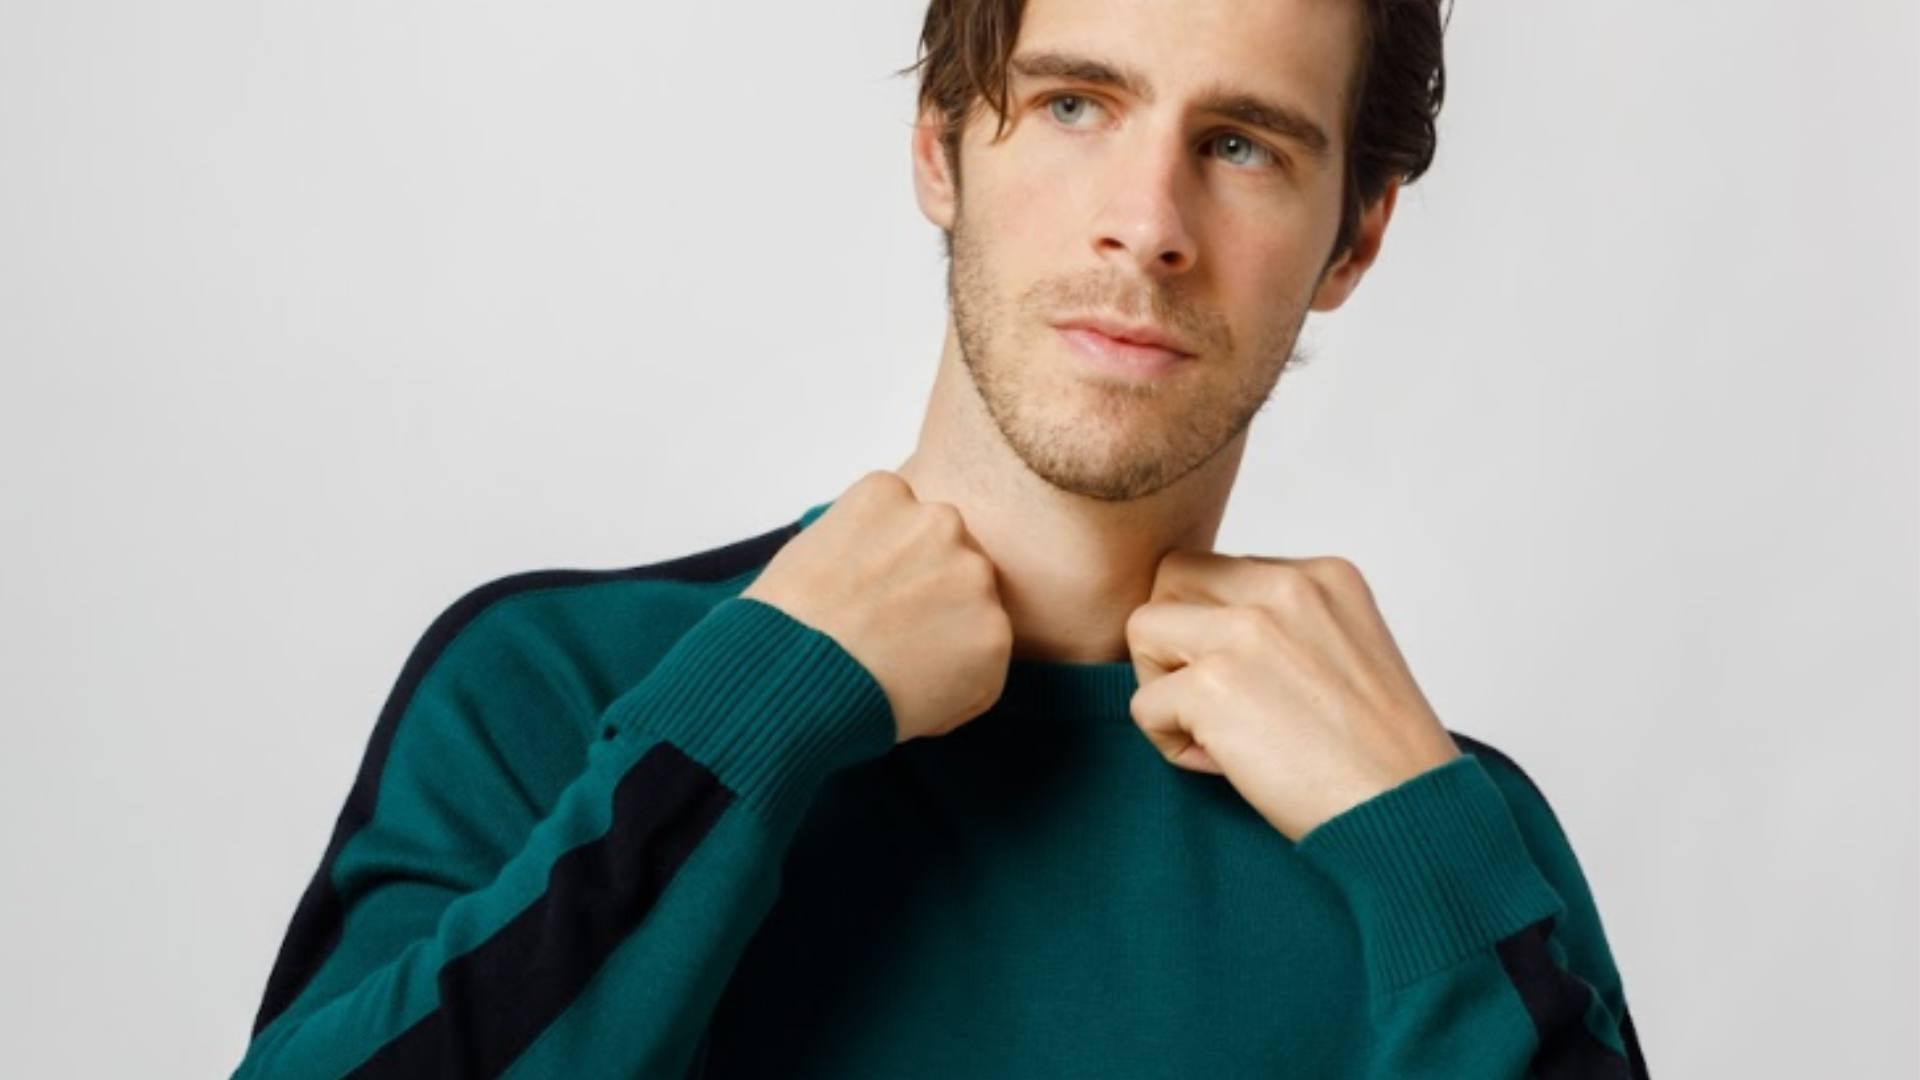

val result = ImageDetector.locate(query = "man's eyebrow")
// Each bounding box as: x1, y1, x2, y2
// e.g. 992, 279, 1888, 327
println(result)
1008, 49, 1332, 162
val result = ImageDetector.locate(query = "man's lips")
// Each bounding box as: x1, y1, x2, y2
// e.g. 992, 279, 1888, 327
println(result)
1055, 325, 1195, 377
1052, 316, 1195, 356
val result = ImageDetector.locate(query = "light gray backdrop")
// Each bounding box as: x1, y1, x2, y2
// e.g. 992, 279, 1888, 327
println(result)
2, 2, 1915, 1076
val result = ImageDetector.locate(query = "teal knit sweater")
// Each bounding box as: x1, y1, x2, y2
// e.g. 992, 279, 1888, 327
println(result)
234, 498, 1649, 1078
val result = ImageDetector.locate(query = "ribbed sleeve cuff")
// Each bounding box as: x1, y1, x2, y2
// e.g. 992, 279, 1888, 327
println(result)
601, 595, 897, 826
1292, 753, 1566, 993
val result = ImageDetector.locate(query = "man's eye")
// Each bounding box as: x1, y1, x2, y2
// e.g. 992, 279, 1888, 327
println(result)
1203, 132, 1282, 171
1043, 93, 1104, 127
1043, 94, 1285, 175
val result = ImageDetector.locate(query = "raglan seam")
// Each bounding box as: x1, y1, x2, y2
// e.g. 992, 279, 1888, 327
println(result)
250, 516, 806, 1037
317, 577, 728, 919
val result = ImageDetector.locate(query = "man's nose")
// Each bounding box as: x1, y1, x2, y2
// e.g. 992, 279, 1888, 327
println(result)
1087, 131, 1199, 279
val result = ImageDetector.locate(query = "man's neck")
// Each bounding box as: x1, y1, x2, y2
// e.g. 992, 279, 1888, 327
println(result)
891, 333, 1245, 665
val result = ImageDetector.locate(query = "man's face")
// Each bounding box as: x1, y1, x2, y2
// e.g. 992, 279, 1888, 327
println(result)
929, 0, 1370, 502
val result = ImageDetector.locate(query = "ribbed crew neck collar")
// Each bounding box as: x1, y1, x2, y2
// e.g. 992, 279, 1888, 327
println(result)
995, 655, 1140, 721
793, 498, 1141, 723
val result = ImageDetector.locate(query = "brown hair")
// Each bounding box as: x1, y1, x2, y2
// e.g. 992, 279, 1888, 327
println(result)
894, 0, 1453, 271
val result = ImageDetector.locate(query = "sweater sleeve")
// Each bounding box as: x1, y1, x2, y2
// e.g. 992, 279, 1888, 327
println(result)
231, 594, 896, 1080
1292, 752, 1650, 1078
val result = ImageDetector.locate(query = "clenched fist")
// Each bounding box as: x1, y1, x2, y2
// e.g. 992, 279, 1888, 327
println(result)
741, 471, 1014, 744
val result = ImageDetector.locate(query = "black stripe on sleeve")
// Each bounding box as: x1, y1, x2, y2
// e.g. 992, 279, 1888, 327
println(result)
346, 740, 734, 1078
1621, 1006, 1651, 1078
1454, 731, 1649, 1077
250, 514, 806, 1037
1494, 916, 1637, 1079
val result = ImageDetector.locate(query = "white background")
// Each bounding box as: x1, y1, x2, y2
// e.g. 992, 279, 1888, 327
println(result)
2, 2, 1915, 1076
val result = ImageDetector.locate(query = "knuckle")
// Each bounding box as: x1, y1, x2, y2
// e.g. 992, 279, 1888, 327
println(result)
968, 553, 1001, 591
985, 609, 1014, 649
852, 470, 898, 505
924, 500, 963, 533
1318, 555, 1367, 592
1267, 566, 1317, 608
1229, 605, 1273, 644
1192, 655, 1229, 697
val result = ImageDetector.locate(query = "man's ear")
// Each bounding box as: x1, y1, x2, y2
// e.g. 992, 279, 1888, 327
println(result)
1310, 178, 1400, 313
911, 104, 959, 233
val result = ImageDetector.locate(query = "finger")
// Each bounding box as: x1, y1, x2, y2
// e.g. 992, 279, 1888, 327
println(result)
1159, 552, 1397, 680
1126, 664, 1225, 775
1283, 557, 1416, 689
1126, 599, 1240, 685
1151, 548, 1314, 607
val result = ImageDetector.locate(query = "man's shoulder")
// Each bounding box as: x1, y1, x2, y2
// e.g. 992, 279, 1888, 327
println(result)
400, 508, 813, 716
1448, 730, 1558, 819
1447, 728, 1609, 904
1449, 729, 1592, 840
1446, 730, 1630, 1012
447, 510, 804, 639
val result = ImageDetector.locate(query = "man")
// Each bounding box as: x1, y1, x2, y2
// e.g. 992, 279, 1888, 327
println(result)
236, 0, 1650, 1076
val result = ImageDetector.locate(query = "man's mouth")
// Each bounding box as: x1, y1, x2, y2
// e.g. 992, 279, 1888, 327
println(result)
1054, 325, 1195, 378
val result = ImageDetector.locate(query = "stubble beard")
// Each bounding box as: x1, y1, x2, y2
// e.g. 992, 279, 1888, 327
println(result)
944, 206, 1311, 504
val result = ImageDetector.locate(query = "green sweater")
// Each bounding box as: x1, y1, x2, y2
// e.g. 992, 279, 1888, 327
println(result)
235, 498, 1649, 1078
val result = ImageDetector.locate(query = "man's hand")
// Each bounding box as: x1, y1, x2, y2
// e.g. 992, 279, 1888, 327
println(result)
742, 471, 1013, 745
1124, 549, 1462, 842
